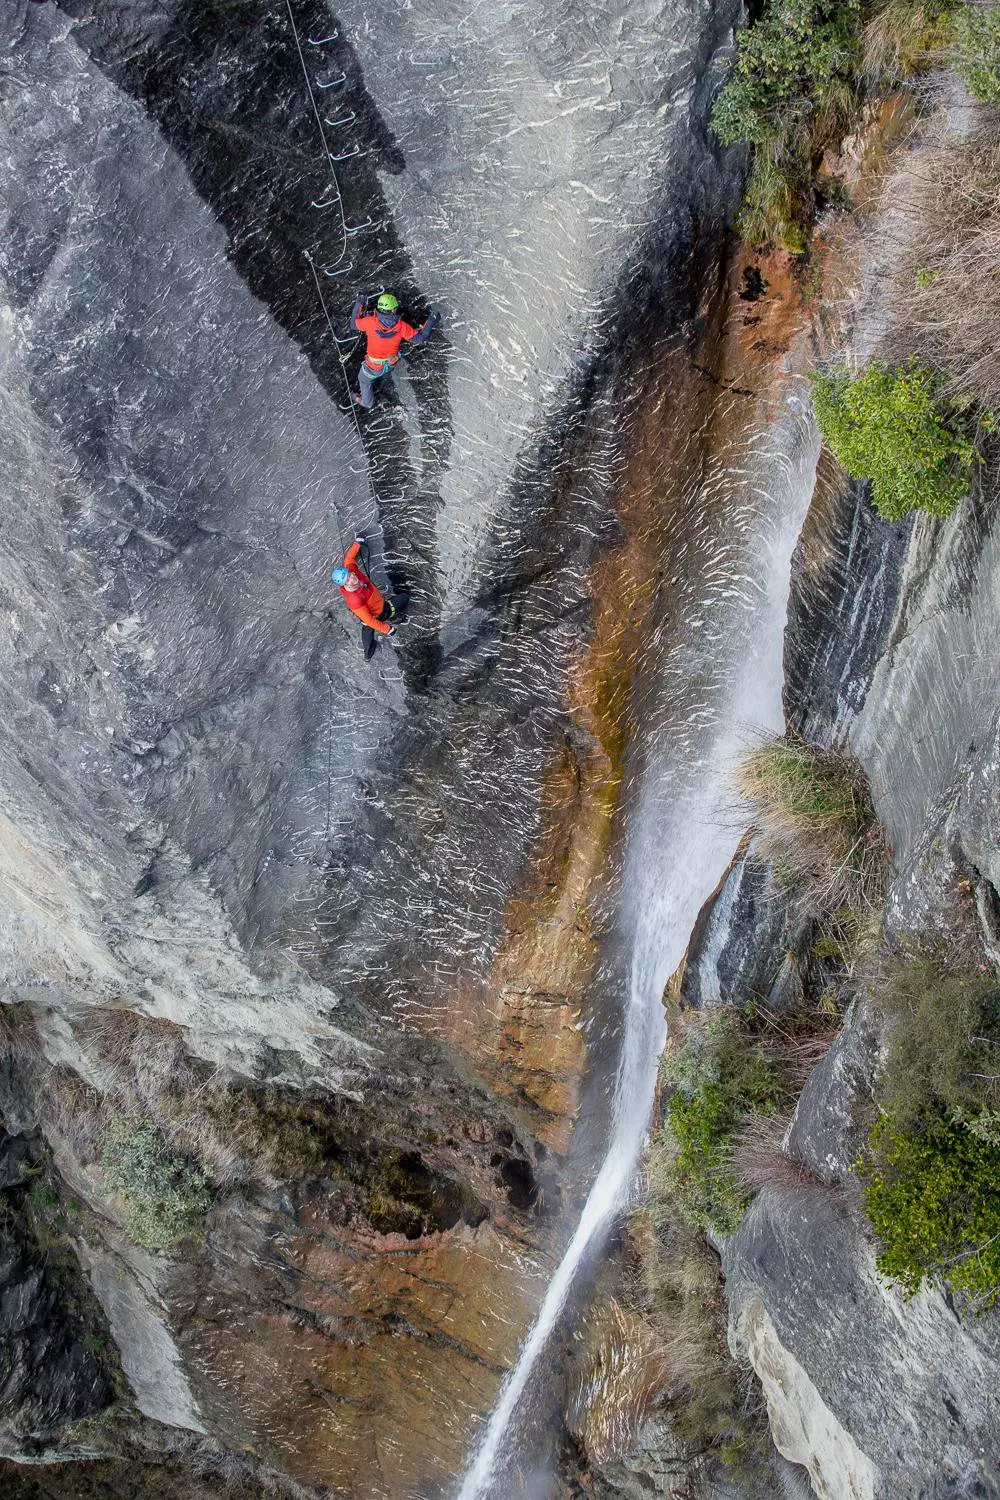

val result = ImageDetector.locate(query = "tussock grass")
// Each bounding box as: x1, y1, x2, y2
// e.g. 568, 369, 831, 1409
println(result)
731, 1109, 834, 1195
859, 0, 954, 85
890, 117, 1000, 418
735, 734, 888, 919
630, 1208, 768, 1470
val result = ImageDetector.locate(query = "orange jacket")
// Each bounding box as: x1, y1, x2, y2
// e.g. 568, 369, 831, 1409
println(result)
339, 541, 390, 633
354, 311, 418, 369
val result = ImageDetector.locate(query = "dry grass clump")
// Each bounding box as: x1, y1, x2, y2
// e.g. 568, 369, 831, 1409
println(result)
859, 0, 953, 85
731, 1110, 835, 1196
0, 1001, 40, 1068
74, 1009, 305, 1189
889, 118, 1000, 417
630, 1208, 768, 1471
735, 734, 888, 919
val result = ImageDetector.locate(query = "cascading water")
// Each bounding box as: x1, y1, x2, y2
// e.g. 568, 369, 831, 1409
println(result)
456, 392, 821, 1499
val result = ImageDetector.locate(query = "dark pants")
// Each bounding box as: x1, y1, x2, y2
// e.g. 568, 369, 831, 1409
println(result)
362, 593, 410, 659
358, 363, 393, 408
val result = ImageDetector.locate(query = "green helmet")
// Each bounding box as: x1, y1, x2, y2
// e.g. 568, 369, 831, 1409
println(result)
377, 292, 399, 312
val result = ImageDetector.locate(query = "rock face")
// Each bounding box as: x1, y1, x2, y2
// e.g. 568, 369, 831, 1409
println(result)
676, 121, 1000, 1500
0, 0, 751, 1492
0, 1129, 117, 1457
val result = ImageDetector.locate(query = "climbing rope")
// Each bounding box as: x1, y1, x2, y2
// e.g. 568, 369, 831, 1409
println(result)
283, 0, 390, 544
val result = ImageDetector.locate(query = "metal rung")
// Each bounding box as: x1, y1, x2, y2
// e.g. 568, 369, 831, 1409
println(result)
324, 111, 356, 127
317, 72, 346, 88
311, 188, 341, 209
329, 144, 361, 162
322, 261, 353, 278
345, 217, 373, 236
308, 31, 339, 44
367, 419, 392, 433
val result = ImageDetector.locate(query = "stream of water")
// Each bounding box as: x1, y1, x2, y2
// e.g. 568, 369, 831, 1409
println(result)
456, 393, 821, 1499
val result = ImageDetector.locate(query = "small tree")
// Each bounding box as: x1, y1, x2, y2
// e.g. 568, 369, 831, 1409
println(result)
810, 361, 979, 519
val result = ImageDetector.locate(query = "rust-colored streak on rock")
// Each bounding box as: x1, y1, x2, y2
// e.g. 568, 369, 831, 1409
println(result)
179, 1211, 545, 1498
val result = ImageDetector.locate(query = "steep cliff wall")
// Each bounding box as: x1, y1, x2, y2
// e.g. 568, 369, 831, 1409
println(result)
0, 0, 750, 1493
631, 99, 1000, 1500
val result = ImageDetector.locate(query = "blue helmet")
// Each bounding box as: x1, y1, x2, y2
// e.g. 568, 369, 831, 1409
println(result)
331, 566, 351, 585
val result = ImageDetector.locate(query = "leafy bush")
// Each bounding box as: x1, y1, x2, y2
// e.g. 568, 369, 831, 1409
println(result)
712, 0, 859, 146
874, 956, 1000, 1137
811, 361, 980, 518
859, 1114, 1000, 1309
735, 734, 886, 916
955, 4, 1000, 102
650, 1013, 786, 1235
859, 953, 1000, 1310
100, 1116, 211, 1252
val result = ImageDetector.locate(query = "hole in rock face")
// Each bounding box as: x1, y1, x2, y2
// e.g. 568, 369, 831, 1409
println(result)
364, 1150, 487, 1239
496, 1128, 514, 1148
499, 1155, 537, 1212
739, 265, 768, 302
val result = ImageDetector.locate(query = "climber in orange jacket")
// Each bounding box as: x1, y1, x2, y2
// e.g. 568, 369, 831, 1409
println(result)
351, 292, 438, 409
332, 538, 410, 659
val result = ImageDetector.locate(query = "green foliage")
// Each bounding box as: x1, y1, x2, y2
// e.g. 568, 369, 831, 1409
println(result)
810, 361, 980, 518
100, 1116, 211, 1252
859, 1114, 1000, 1308
650, 1014, 785, 1235
712, 0, 859, 147
736, 150, 812, 254
859, 953, 1000, 1310
875, 956, 1000, 1137
954, 4, 1000, 102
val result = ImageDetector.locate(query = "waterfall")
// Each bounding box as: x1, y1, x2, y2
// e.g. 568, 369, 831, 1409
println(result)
455, 395, 821, 1499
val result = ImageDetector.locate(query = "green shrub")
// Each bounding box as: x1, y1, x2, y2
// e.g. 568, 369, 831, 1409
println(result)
100, 1116, 211, 1252
859, 953, 1000, 1310
811, 361, 980, 518
955, 4, 1000, 102
859, 1113, 1000, 1308
874, 956, 1000, 1137
712, 0, 859, 146
735, 734, 886, 917
650, 1013, 785, 1235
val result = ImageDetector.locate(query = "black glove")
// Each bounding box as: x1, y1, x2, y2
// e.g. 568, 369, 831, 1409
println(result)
354, 533, 366, 544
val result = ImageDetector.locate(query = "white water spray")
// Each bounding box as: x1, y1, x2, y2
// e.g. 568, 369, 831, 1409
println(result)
455, 402, 819, 1500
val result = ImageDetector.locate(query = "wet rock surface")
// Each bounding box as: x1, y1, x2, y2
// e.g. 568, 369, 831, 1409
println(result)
0, 0, 751, 1490
0, 1128, 118, 1455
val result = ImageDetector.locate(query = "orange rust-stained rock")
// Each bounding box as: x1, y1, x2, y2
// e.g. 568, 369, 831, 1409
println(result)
178, 1209, 546, 1499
